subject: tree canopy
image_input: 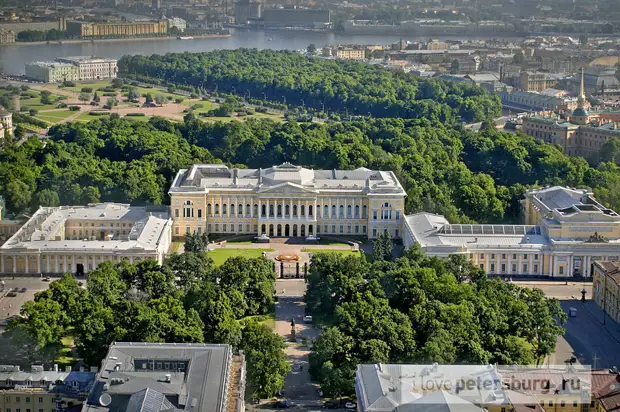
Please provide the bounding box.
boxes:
[306,248,566,396]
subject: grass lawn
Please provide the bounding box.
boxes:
[35,110,75,123]
[20,97,65,112]
[57,80,115,94]
[183,100,218,112]
[208,248,272,266]
[241,313,276,330]
[56,336,77,366]
[302,249,360,257]
[75,111,110,122]
[252,111,285,121]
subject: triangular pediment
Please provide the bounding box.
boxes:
[258,182,318,194]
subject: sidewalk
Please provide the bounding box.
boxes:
[581,300,620,346]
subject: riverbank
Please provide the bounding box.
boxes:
[1,33,231,47]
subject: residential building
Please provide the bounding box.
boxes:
[0,203,172,275]
[592,260,620,323]
[167,17,187,32]
[168,163,406,240]
[235,0,262,25]
[404,186,620,278]
[521,70,620,162]
[0,365,96,412]
[82,342,245,412]
[66,20,168,37]
[520,71,560,92]
[55,56,118,81]
[499,90,581,112]
[452,55,481,73]
[25,61,79,83]
[323,46,366,60]
[0,28,15,43]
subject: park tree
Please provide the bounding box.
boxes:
[145,93,154,105]
[78,93,90,103]
[184,232,209,253]
[39,90,52,105]
[13,124,26,140]
[373,231,393,261]
[127,87,140,101]
[106,97,117,107]
[307,43,317,53]
[155,94,166,105]
[93,92,101,103]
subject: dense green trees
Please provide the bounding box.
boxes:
[306,249,566,396]
[119,49,501,122]
[8,251,285,397]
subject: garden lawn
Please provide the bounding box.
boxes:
[57,80,115,93]
[35,110,75,123]
[303,249,360,257]
[207,248,272,266]
[20,96,65,111]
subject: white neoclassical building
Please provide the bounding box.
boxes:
[0,203,172,275]
[404,186,620,278]
[168,163,407,240]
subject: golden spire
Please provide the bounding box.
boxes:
[578,67,586,105]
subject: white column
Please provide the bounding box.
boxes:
[258,199,262,217]
[55,256,59,273]
[13,256,16,273]
[47,256,51,273]
[64,255,68,273]
[585,256,590,277]
[290,199,293,218]
[485,254,490,273]
[497,254,501,274]
[37,255,41,274]
[568,255,574,277]
[25,255,29,274]
[282,198,286,218]
[528,254,533,275]
[305,200,309,219]
[130,256,134,264]
[507,253,512,276]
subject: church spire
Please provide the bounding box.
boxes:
[578,67,586,107]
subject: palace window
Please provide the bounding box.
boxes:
[207,204,212,215]
[222,204,228,217]
[331,205,336,218]
[185,226,190,234]
[238,204,243,216]
[362,205,368,218]
[347,205,352,218]
[175,209,179,218]
[324,205,328,217]
[183,201,194,218]
[230,204,235,216]
[339,205,344,218]
[197,209,202,218]
[534,264,538,273]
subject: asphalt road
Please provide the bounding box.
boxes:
[0,277,56,327]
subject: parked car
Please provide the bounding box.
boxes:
[43,277,51,282]
[303,315,313,323]
[20,288,27,293]
[345,401,357,409]
[273,400,295,409]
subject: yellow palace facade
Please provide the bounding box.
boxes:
[168,163,407,240]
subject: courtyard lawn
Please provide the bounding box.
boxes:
[302,249,361,257]
[75,111,110,122]
[56,336,77,367]
[207,248,272,266]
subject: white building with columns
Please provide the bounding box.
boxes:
[403,186,620,278]
[0,203,171,275]
[168,163,406,240]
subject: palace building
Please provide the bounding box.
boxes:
[404,186,620,278]
[521,69,620,162]
[0,203,172,275]
[168,163,406,240]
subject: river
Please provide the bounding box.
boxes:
[0,28,524,75]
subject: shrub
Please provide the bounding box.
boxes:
[126,112,146,117]
[81,87,93,93]
[29,109,38,116]
[89,110,109,116]
[190,93,199,99]
[69,106,80,111]
[57,102,67,108]
[62,80,76,87]
[102,92,116,97]
[256,107,268,113]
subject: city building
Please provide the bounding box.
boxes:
[66,20,168,38]
[323,46,366,60]
[572,66,620,96]
[521,70,620,161]
[168,163,406,240]
[235,0,262,25]
[0,106,12,139]
[167,17,187,32]
[0,203,172,275]
[83,342,245,412]
[0,364,96,412]
[0,28,15,43]
[355,363,591,412]
[55,56,118,81]
[261,7,330,28]
[404,186,620,278]
[592,260,620,323]
[520,71,560,91]
[499,89,581,112]
[25,61,80,83]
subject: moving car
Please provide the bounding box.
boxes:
[323,400,340,409]
[273,400,295,409]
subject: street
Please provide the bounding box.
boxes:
[0,276,55,326]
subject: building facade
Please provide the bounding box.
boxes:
[55,56,118,81]
[169,163,406,240]
[520,71,560,91]
[0,203,172,275]
[592,260,620,323]
[83,342,245,412]
[404,186,620,278]
[66,20,168,37]
[0,365,96,412]
[521,70,620,162]
[235,0,262,25]
[261,8,330,28]
[0,29,15,43]
[25,62,79,83]
[0,107,12,138]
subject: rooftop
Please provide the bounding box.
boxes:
[170,163,406,196]
[594,261,620,285]
[528,186,619,218]
[84,342,234,412]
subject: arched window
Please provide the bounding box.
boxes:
[261,204,266,217]
[362,205,368,218]
[246,204,251,216]
[355,205,360,218]
[293,205,298,217]
[339,205,344,218]
[215,204,220,215]
[183,200,194,218]
[331,205,336,218]
[324,205,329,217]
[285,204,290,216]
[300,205,305,217]
[269,204,274,217]
[207,203,212,215]
[238,204,243,216]
[230,204,235,216]
[277,204,282,217]
[309,205,313,216]
[347,205,352,218]
[222,204,228,216]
